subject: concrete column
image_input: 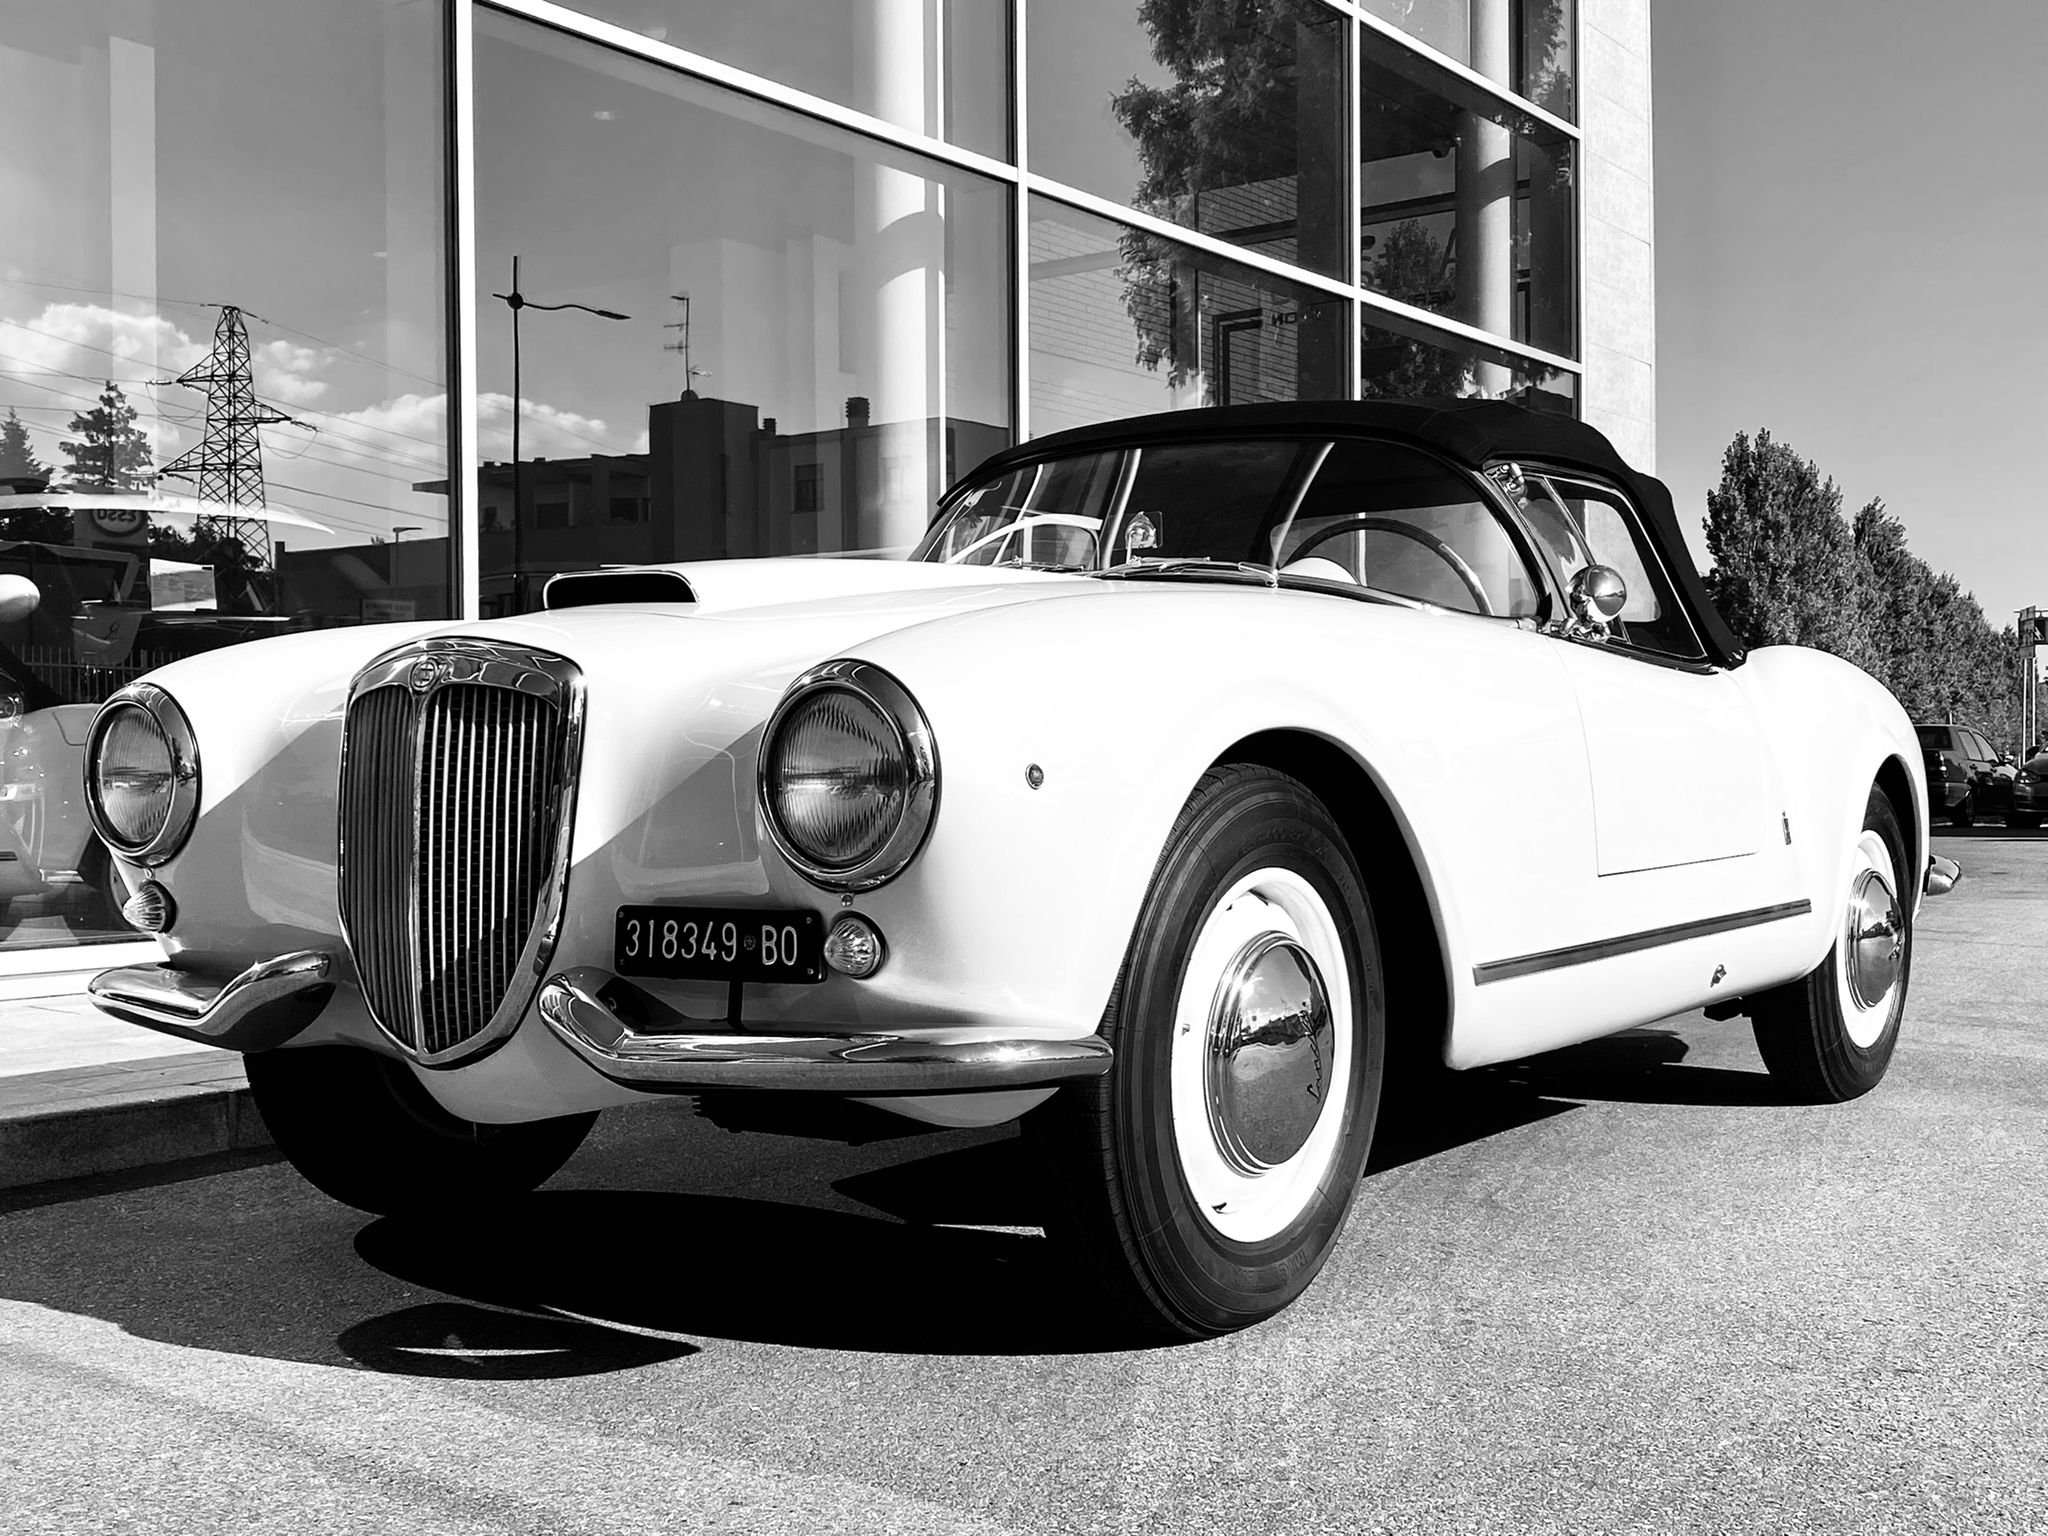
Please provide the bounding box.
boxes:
[108,37,157,386]
[854,0,941,550]
[1454,0,1515,394]
[1292,13,1345,399]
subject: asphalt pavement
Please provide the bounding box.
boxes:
[1,822,2042,1534]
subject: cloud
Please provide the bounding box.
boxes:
[253,337,330,405]
[0,302,205,381]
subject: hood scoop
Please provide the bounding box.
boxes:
[543,568,697,610]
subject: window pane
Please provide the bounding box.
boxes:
[1029,0,1349,278]
[1544,477,1703,659]
[572,0,1008,158]
[1360,39,1575,356]
[476,12,1013,613]
[0,0,449,952]
[1030,198,1347,436]
[1283,440,1539,616]
[1360,308,1577,413]
[1357,0,1575,119]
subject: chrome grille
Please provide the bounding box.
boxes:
[338,640,582,1064]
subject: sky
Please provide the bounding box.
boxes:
[1653,0,2048,636]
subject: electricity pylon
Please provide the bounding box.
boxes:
[158,304,300,605]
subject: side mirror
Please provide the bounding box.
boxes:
[1568,564,1627,626]
[0,574,41,627]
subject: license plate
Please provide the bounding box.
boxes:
[614,906,825,984]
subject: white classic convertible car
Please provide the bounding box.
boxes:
[84,400,1957,1338]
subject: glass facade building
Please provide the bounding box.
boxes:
[0,0,1647,966]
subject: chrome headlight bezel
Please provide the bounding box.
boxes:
[84,682,201,866]
[757,659,938,892]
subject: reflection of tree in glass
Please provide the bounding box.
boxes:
[0,410,49,486]
[1358,221,1472,399]
[59,381,154,491]
[1521,0,1572,119]
[1108,0,1337,389]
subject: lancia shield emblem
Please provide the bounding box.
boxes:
[409,657,444,693]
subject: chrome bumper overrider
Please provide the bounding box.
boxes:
[537,968,1114,1093]
[87,950,335,1052]
[1925,855,1961,897]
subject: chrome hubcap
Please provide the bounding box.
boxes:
[1844,867,1903,1010]
[1204,933,1333,1174]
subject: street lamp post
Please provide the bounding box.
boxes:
[489,255,629,612]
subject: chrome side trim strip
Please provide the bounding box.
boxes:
[1923,855,1961,897]
[1472,900,1814,986]
[87,951,335,1053]
[537,968,1113,1094]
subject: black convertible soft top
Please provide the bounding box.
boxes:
[951,399,1744,669]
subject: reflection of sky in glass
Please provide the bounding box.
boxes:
[474,14,1010,450]
[0,0,450,555]
[567,0,1009,158]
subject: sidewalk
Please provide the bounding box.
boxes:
[0,986,270,1192]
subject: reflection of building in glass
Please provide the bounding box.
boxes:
[0,0,1654,971]
[416,392,1008,612]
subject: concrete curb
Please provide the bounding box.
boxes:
[0,1055,272,1192]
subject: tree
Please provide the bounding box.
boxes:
[60,380,153,490]
[0,408,48,485]
[1702,429,1870,665]
[1704,427,2023,752]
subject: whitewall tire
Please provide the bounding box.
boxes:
[1031,764,1384,1339]
[1752,789,1911,1102]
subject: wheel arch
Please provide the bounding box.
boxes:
[1873,751,1921,907]
[1215,728,1452,1073]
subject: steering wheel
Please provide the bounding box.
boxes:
[1287,517,1494,617]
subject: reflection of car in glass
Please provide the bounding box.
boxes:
[83,401,1957,1339]
[1914,723,2009,827]
[0,635,103,909]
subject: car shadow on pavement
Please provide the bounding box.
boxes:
[1480,1026,1793,1109]
[349,1169,1113,1359]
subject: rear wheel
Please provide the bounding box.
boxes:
[1950,789,1974,827]
[1751,789,1911,1102]
[1031,765,1384,1339]
[245,1045,597,1216]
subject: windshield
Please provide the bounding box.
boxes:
[915,440,1310,572]
[915,437,1544,619]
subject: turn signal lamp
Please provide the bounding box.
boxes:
[823,914,886,979]
[120,880,177,934]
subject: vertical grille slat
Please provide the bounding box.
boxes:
[339,648,576,1061]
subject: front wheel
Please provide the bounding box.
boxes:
[1031,765,1384,1339]
[1751,789,1911,1102]
[245,1045,597,1216]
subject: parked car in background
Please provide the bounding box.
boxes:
[82,400,1958,1339]
[1916,723,2009,826]
[2005,752,2048,829]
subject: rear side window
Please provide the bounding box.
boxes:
[1279,441,1540,618]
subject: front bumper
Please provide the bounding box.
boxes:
[537,968,1114,1094]
[1924,855,1962,897]
[87,951,1116,1098]
[88,950,335,1051]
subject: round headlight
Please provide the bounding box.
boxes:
[760,661,937,891]
[86,684,200,865]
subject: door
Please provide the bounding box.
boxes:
[1518,473,1777,876]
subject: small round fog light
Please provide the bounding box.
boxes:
[823,914,886,979]
[120,880,177,934]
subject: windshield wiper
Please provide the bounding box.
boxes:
[1097,557,1279,588]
